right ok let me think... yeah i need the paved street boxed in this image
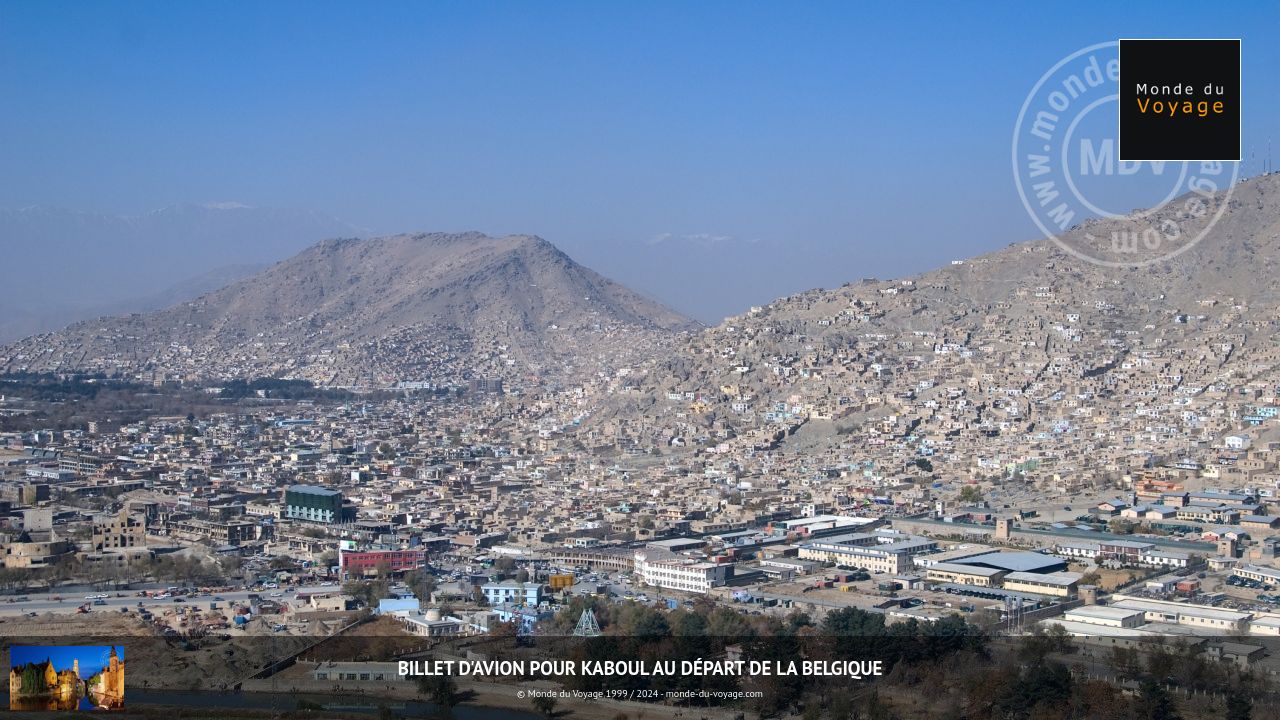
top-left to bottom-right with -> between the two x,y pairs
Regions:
0,583 -> 338,617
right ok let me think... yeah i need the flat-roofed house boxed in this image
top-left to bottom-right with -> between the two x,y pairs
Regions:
1061,605 -> 1145,629
925,562 -> 1007,587
1241,515 -> 1280,532
1002,571 -> 1081,598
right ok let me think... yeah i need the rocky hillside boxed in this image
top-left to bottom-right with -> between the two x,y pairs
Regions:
0,232 -> 697,386
596,173 -> 1280,478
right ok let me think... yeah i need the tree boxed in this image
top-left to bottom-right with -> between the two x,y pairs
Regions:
403,570 -> 437,602
531,695 -> 557,719
801,702 -> 823,720
994,662 -> 1071,719
958,485 -> 983,503
1109,646 -> 1142,681
1226,693 -> 1252,720
1108,518 -> 1136,535
343,577 -> 389,607
488,620 -> 519,639
0,567 -> 32,593
1137,679 -> 1180,720
823,607 -> 886,638
861,688 -> 899,720
614,605 -> 669,638
417,672 -> 459,713
1018,623 -> 1073,664
785,611 -> 813,633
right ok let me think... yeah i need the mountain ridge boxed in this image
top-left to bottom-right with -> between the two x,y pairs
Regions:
0,231 -> 698,386
0,203 -> 366,342
591,173 -> 1280,476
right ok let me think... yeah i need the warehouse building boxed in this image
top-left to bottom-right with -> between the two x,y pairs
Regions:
1001,571 -> 1080,598
950,550 -> 1068,575
1109,597 -> 1251,632
1061,605 -> 1146,629
925,562 -> 1007,587
799,540 -> 912,574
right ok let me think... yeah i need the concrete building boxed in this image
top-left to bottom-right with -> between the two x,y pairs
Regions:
1109,597 -> 1251,632
91,509 -> 146,552
338,549 -> 428,578
1061,605 -> 1146,629
634,549 -> 728,593
481,580 -> 543,606
1234,564 -> 1280,585
1001,571 -> 1080,598
924,562 -> 1007,587
283,485 -> 354,524
796,533 -> 924,574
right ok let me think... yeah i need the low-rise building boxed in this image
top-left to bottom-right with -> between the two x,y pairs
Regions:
1001,571 -> 1080,598
1061,605 -> 1146,629
924,562 -> 1007,588
634,549 -> 729,593
481,580 -> 543,606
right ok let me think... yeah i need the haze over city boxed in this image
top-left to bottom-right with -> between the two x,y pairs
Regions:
3,1 -> 1278,329
6,4 -> 1280,720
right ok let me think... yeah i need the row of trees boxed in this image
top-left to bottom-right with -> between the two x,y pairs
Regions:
349,594 -> 1272,720
518,600 -> 988,717
516,599 -> 1273,720
0,553 -> 244,594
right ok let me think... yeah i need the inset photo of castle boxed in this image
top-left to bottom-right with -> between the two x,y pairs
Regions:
9,645 -> 124,711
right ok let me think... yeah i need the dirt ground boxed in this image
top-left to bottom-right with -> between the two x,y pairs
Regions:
1067,561 -> 1144,591
0,610 -> 157,638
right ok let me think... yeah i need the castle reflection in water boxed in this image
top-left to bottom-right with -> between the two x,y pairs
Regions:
9,645 -> 124,711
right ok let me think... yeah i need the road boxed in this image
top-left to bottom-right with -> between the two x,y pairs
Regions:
0,583 -> 340,617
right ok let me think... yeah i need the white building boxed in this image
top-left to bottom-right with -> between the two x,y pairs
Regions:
1140,549 -> 1191,568
1109,597 -> 1251,632
1234,564 -> 1280,585
1061,605 -> 1146,629
634,550 -> 728,593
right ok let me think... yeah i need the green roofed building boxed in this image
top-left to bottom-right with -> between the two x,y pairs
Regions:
284,484 -> 355,524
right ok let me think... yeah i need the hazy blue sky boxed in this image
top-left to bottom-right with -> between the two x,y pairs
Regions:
10,645 -> 122,679
2,1 -> 1277,323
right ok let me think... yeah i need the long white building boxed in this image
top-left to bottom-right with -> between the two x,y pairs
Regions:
634,549 -> 728,594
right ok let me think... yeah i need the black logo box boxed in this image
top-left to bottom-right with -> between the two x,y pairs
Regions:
1119,38 -> 1240,162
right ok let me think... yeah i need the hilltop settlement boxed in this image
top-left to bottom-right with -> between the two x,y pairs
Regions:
5,177 -> 1280,710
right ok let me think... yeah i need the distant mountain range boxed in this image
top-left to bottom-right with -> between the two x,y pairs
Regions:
0,232 -> 698,386
10,174 -> 1280,401
0,204 -> 364,342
